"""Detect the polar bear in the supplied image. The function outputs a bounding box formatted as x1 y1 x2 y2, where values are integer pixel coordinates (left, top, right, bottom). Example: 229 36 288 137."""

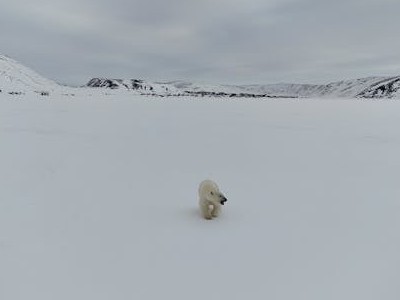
198 180 227 220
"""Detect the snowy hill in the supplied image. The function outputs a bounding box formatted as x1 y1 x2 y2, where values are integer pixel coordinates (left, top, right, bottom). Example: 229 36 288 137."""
87 78 183 95
356 76 400 98
311 76 400 98
86 76 400 98
1 53 400 98
87 78 308 97
0 54 59 93
181 77 400 98
237 77 397 98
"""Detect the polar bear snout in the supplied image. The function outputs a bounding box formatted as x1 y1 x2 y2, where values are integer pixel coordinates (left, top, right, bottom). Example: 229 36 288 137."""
220 196 227 205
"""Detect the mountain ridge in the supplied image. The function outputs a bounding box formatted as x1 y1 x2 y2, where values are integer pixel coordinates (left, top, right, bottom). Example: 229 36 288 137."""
86 76 400 98
1 53 399 98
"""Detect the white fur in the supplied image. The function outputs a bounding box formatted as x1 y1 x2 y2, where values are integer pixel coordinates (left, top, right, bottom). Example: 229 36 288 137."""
198 179 226 220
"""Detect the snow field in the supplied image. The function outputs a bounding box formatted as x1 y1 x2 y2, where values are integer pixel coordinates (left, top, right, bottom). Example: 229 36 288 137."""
1 95 399 300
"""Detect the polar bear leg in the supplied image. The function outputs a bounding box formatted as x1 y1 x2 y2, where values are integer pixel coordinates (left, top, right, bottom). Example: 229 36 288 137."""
211 204 221 218
200 201 212 219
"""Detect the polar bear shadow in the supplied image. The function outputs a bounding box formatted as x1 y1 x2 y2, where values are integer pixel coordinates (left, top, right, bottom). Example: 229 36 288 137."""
180 207 203 222
178 206 220 223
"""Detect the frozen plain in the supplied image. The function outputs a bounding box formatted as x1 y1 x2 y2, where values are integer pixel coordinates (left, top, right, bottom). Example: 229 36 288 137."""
1 94 399 300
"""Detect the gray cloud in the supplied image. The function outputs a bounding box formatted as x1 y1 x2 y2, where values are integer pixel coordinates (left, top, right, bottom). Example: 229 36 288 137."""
1 0 399 85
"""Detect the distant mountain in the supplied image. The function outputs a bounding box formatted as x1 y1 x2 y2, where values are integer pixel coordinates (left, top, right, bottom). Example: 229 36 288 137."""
86 76 400 98
356 77 400 98
86 78 182 95
1 53 399 98
87 78 305 97
0 54 59 93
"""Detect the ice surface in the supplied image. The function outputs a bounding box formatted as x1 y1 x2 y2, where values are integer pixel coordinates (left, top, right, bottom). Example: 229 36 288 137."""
1 94 399 300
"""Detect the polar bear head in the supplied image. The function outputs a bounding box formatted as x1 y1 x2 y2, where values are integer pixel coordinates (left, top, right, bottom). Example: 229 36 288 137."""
210 189 228 205
199 179 228 205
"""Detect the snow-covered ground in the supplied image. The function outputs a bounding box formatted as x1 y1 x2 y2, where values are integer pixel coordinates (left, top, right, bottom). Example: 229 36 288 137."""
1 94 399 300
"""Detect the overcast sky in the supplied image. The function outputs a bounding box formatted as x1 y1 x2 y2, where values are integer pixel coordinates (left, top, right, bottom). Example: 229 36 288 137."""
1 0 400 86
